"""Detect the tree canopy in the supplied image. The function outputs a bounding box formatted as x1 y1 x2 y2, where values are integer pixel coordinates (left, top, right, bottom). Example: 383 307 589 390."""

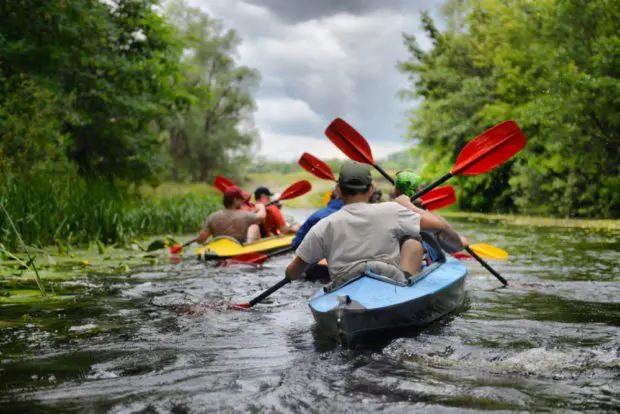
399 0 619 218
0 0 259 185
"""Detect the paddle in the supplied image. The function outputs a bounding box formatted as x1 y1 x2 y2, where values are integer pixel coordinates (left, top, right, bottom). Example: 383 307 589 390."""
469 243 508 260
266 180 312 205
230 278 291 309
220 246 294 266
214 175 236 193
325 119 395 184
299 152 455 212
325 118 524 286
170 238 197 254
419 186 456 211
298 152 336 181
325 118 526 199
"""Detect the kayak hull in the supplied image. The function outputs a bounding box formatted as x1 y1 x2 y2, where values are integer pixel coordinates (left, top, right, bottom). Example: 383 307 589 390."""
196 234 294 260
309 258 467 341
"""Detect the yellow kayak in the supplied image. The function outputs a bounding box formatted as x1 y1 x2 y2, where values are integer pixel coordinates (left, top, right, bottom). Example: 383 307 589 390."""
196 234 295 260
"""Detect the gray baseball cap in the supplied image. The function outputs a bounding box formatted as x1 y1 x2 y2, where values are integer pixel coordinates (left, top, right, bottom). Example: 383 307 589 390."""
338 161 372 190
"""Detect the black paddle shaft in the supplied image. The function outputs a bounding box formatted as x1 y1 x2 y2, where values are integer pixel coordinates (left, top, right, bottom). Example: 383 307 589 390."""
466 246 509 286
248 278 291 307
374 164 395 185
410 172 454 201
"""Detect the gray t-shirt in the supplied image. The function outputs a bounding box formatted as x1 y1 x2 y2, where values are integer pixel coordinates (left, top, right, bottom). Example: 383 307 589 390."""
296 202 421 283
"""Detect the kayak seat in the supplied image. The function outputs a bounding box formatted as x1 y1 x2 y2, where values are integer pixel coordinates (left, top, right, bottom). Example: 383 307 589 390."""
322 261 441 294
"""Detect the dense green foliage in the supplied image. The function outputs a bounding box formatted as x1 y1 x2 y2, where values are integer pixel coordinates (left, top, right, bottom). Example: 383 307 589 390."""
0 173 219 250
399 0 619 218
1 0 181 182
0 1 257 249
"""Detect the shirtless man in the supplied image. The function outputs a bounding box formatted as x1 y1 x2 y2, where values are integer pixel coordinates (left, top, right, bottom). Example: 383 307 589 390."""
197 187 266 244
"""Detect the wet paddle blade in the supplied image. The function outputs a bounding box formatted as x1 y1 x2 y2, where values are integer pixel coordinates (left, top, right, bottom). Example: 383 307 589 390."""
451 120 526 176
470 243 509 260
228 303 250 310
226 252 268 265
325 118 375 165
298 152 336 181
170 245 183 254
420 186 456 211
213 175 236 193
277 180 312 201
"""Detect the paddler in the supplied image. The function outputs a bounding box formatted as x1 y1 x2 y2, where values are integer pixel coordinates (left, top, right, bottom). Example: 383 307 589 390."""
391 170 468 263
291 188 343 250
284 161 466 287
254 186 300 237
197 187 266 245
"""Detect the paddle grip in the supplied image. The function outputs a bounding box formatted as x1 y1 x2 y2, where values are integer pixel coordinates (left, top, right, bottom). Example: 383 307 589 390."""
374 165 395 185
410 173 453 202
249 278 291 307
465 246 508 286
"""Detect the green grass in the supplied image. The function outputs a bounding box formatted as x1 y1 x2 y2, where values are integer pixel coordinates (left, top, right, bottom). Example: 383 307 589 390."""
0 174 220 251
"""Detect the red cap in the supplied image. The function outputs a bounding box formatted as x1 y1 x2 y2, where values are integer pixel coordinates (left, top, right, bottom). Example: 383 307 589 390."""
224 187 244 199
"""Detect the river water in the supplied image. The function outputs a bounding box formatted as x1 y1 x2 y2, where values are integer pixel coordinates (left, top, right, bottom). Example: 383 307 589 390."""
1 211 618 413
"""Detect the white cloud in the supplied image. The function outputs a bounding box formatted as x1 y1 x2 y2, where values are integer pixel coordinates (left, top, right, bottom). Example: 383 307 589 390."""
189 0 437 159
260 131 405 162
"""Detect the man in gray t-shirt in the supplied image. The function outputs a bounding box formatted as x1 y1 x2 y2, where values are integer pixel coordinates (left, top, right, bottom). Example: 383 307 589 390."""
285 161 466 286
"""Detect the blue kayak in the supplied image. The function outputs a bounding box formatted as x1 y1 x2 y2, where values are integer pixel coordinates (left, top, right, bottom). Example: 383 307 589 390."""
308 257 467 340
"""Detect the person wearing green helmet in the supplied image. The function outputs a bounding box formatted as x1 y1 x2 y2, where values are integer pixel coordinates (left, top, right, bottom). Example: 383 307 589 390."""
391 170 425 207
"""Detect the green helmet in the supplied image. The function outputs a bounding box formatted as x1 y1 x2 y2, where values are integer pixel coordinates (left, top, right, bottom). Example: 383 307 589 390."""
395 170 422 197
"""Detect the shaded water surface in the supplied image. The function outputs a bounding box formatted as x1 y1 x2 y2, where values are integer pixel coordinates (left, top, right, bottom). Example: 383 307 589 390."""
1 212 619 412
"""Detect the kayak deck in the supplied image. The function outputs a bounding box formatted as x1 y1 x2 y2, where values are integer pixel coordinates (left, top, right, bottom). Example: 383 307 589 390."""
309 257 467 340
196 234 294 260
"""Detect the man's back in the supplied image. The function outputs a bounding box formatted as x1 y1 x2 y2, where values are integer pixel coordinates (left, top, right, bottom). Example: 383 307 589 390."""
296 201 420 282
204 209 257 243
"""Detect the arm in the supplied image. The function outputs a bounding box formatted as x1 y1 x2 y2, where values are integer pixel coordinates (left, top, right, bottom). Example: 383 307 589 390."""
285 255 310 280
394 196 464 253
270 206 298 234
197 227 211 244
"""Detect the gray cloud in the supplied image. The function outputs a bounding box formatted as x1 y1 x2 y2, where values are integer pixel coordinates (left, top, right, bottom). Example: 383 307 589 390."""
191 0 441 160
243 0 434 23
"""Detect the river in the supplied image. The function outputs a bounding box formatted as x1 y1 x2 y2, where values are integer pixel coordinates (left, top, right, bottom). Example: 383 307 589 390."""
1 211 618 412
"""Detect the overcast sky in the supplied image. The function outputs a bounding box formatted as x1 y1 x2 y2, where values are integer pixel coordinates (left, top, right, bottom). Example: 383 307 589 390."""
188 0 442 160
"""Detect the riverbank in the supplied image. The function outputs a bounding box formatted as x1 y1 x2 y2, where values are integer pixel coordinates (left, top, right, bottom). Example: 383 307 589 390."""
442 211 620 231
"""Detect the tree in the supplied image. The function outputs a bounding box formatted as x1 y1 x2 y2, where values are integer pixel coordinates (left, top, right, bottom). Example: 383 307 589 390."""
399 0 619 218
163 1 260 182
0 0 182 183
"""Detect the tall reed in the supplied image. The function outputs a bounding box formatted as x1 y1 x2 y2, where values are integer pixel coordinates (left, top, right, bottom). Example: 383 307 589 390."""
0 173 220 250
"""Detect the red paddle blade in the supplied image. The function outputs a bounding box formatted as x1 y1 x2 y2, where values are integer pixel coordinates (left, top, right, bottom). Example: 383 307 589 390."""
227 252 268 265
452 252 473 260
325 118 375 165
452 120 526 176
299 153 336 181
227 303 250 310
420 186 457 211
170 245 183 254
213 175 235 193
277 180 312 201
